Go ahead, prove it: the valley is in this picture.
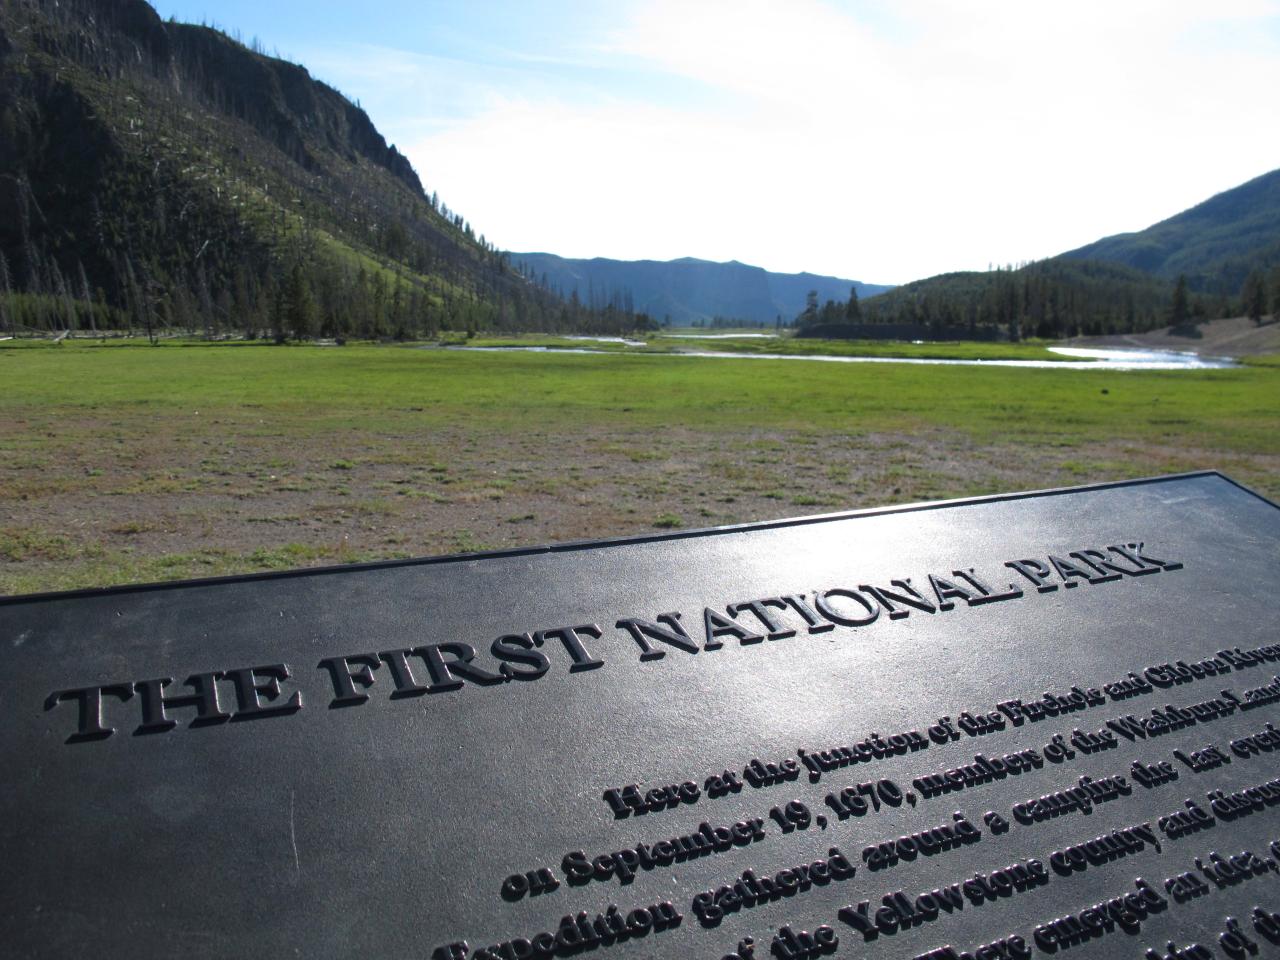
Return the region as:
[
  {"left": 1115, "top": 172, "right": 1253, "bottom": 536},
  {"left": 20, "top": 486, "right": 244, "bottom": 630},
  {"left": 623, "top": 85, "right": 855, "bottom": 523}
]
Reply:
[{"left": 1, "top": 0, "right": 1277, "bottom": 598}]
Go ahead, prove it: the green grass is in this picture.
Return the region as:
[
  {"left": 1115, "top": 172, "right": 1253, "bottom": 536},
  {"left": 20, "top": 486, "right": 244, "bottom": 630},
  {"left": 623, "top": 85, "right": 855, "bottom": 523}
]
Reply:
[
  {"left": 0, "top": 542, "right": 377, "bottom": 596},
  {"left": 1, "top": 339, "right": 1276, "bottom": 593},
  {"left": 0, "top": 527, "right": 82, "bottom": 562},
  {"left": 453, "top": 334, "right": 660, "bottom": 352},
  {"left": 1242, "top": 354, "right": 1280, "bottom": 369},
  {"left": 1, "top": 339, "right": 1274, "bottom": 452}
]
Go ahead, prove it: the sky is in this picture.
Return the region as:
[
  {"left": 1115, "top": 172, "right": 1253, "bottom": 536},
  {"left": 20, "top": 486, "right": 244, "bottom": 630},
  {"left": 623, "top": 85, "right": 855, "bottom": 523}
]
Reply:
[{"left": 151, "top": 1, "right": 1280, "bottom": 285}]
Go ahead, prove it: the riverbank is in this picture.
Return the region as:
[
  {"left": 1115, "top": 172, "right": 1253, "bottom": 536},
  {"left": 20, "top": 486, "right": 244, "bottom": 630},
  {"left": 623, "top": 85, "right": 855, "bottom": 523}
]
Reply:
[{"left": 1064, "top": 315, "right": 1280, "bottom": 358}]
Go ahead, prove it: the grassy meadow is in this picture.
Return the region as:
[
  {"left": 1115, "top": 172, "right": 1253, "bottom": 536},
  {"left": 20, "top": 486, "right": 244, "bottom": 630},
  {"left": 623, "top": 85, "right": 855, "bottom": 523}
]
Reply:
[{"left": 1, "top": 338, "right": 1276, "bottom": 594}]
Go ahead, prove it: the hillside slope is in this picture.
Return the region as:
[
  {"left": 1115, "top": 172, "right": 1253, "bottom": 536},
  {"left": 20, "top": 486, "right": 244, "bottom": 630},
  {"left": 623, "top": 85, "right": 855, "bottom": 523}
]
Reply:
[
  {"left": 851, "top": 169, "right": 1280, "bottom": 339},
  {"left": 1060, "top": 167, "right": 1280, "bottom": 294},
  {"left": 0, "top": 0, "right": 630, "bottom": 336},
  {"left": 512, "top": 252, "right": 892, "bottom": 326}
]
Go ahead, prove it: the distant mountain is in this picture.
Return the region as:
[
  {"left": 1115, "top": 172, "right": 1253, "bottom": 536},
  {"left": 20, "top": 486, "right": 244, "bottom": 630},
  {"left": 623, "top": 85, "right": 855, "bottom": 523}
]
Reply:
[
  {"left": 1060, "top": 167, "right": 1280, "bottom": 294},
  {"left": 0, "top": 0, "right": 635, "bottom": 337},
  {"left": 510, "top": 253, "right": 893, "bottom": 326}
]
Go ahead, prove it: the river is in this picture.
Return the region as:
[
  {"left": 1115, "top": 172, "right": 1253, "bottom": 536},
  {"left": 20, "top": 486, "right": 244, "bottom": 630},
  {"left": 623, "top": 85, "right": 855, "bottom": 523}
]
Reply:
[{"left": 444, "top": 343, "right": 1236, "bottom": 370}]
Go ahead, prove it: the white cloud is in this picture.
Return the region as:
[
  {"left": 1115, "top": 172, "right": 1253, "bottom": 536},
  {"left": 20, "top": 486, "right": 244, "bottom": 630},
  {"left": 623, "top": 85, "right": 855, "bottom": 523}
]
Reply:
[{"left": 397, "top": 0, "right": 1280, "bottom": 282}]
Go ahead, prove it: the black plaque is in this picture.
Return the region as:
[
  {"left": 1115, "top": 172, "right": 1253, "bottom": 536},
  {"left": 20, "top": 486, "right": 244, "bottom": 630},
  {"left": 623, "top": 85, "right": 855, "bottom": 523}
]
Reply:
[{"left": 4, "top": 472, "right": 1280, "bottom": 960}]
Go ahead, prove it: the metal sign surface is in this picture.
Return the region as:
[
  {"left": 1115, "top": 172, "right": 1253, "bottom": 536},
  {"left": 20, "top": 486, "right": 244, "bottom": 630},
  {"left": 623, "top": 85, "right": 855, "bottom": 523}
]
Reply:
[{"left": 3, "top": 472, "right": 1280, "bottom": 960}]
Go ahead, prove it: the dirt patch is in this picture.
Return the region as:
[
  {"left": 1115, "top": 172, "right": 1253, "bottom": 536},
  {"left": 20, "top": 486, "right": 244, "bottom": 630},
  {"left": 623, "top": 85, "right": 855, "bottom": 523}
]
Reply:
[{"left": 4, "top": 408, "right": 1274, "bottom": 594}]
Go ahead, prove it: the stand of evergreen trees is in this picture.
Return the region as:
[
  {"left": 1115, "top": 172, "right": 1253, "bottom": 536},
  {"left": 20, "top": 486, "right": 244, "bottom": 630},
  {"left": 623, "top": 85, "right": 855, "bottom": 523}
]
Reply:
[
  {"left": 794, "top": 259, "right": 1259, "bottom": 341},
  {"left": 0, "top": 239, "right": 654, "bottom": 342}
]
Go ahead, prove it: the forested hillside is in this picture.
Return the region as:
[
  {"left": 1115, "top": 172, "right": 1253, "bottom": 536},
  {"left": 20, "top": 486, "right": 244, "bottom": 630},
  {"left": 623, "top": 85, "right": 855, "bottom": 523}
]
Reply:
[
  {"left": 1061, "top": 168, "right": 1280, "bottom": 295},
  {"left": 852, "top": 259, "right": 1209, "bottom": 340},
  {"left": 0, "top": 0, "right": 645, "bottom": 338},
  {"left": 512, "top": 252, "right": 891, "bottom": 326},
  {"left": 835, "top": 169, "right": 1280, "bottom": 340}
]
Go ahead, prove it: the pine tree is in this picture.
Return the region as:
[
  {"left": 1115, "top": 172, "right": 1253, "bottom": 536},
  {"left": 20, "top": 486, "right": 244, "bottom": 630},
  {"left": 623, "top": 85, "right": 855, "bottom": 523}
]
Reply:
[
  {"left": 845, "top": 286, "right": 861, "bottom": 323},
  {"left": 269, "top": 272, "right": 288, "bottom": 343},
  {"left": 1169, "top": 274, "right": 1190, "bottom": 328},
  {"left": 51, "top": 261, "right": 76, "bottom": 332},
  {"left": 285, "top": 262, "right": 317, "bottom": 341},
  {"left": 233, "top": 265, "right": 256, "bottom": 339},
  {"left": 77, "top": 261, "right": 97, "bottom": 336},
  {"left": 1269, "top": 264, "right": 1280, "bottom": 322},
  {"left": 0, "top": 250, "right": 12, "bottom": 338},
  {"left": 1242, "top": 269, "right": 1267, "bottom": 326},
  {"left": 799, "top": 290, "right": 818, "bottom": 327}
]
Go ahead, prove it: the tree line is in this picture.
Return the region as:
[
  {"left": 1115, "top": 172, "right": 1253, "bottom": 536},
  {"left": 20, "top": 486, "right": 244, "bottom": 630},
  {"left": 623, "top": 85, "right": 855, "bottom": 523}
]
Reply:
[
  {"left": 0, "top": 239, "right": 655, "bottom": 342},
  {"left": 1240, "top": 266, "right": 1280, "bottom": 326},
  {"left": 794, "top": 259, "right": 1278, "bottom": 341}
]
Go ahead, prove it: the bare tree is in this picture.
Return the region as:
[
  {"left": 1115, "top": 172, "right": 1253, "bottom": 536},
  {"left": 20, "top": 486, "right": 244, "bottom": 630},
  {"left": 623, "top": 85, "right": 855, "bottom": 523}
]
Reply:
[
  {"left": 0, "top": 250, "right": 13, "bottom": 338},
  {"left": 51, "top": 260, "right": 77, "bottom": 333},
  {"left": 77, "top": 261, "right": 98, "bottom": 336}
]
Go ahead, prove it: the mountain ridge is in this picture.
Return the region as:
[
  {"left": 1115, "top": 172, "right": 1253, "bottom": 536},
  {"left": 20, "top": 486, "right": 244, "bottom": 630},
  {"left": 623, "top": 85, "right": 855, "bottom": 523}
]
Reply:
[
  {"left": 511, "top": 252, "right": 893, "bottom": 326},
  {"left": 0, "top": 0, "right": 638, "bottom": 336},
  {"left": 1059, "top": 167, "right": 1280, "bottom": 294}
]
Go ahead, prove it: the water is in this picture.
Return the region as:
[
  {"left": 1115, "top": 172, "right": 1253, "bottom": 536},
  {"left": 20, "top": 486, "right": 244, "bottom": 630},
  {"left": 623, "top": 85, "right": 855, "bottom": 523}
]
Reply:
[
  {"left": 665, "top": 332, "right": 776, "bottom": 339},
  {"left": 563, "top": 335, "right": 648, "bottom": 347},
  {"left": 443, "top": 343, "right": 1236, "bottom": 370},
  {"left": 1044, "top": 346, "right": 1233, "bottom": 369}
]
